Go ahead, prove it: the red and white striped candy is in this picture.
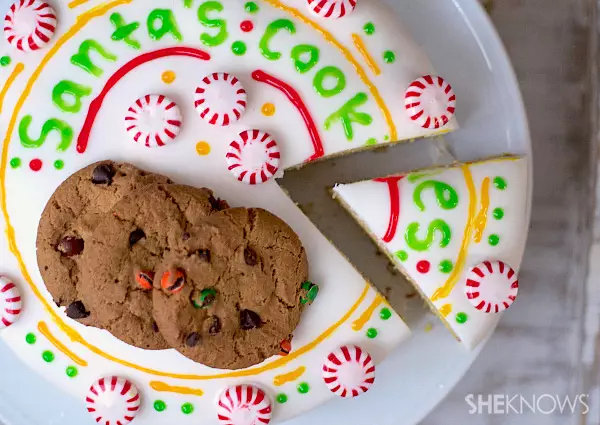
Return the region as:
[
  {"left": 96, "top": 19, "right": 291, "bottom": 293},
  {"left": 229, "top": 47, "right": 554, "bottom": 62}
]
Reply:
[
  {"left": 226, "top": 130, "right": 280, "bottom": 185},
  {"left": 85, "top": 376, "right": 141, "bottom": 425},
  {"left": 125, "top": 94, "right": 182, "bottom": 148},
  {"left": 322, "top": 345, "right": 375, "bottom": 398},
  {"left": 195, "top": 72, "right": 247, "bottom": 126},
  {"left": 216, "top": 384, "right": 272, "bottom": 425},
  {"left": 307, "top": 0, "right": 357, "bottom": 19},
  {"left": 0, "top": 276, "right": 22, "bottom": 329},
  {"left": 405, "top": 75, "right": 456, "bottom": 129},
  {"left": 4, "top": 0, "right": 57, "bottom": 52},
  {"left": 465, "top": 260, "right": 519, "bottom": 314}
]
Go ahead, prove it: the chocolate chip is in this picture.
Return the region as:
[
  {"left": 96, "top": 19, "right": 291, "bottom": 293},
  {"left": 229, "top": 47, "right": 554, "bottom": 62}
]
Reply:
[
  {"left": 152, "top": 321, "right": 159, "bottom": 333},
  {"left": 57, "top": 237, "right": 84, "bottom": 257},
  {"left": 196, "top": 249, "right": 210, "bottom": 262},
  {"left": 182, "top": 232, "right": 191, "bottom": 241},
  {"left": 185, "top": 332, "right": 201, "bottom": 347},
  {"left": 240, "top": 309, "right": 261, "bottom": 330},
  {"left": 129, "top": 229, "right": 145, "bottom": 246},
  {"left": 209, "top": 317, "right": 221, "bottom": 335},
  {"left": 65, "top": 301, "right": 90, "bottom": 319},
  {"left": 244, "top": 247, "right": 258, "bottom": 266},
  {"left": 91, "top": 163, "right": 116, "bottom": 185},
  {"left": 209, "top": 194, "right": 229, "bottom": 211}
]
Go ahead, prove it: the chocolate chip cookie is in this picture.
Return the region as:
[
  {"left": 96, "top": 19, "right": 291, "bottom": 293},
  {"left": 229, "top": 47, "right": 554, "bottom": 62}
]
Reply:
[
  {"left": 36, "top": 161, "right": 171, "bottom": 309},
  {"left": 152, "top": 208, "right": 309, "bottom": 369},
  {"left": 78, "top": 183, "right": 228, "bottom": 350}
]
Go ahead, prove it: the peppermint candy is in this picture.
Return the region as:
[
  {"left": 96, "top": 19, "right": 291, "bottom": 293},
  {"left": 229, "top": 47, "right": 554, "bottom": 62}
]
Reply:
[
  {"left": 0, "top": 276, "right": 22, "bottom": 329},
  {"left": 195, "top": 72, "right": 247, "bottom": 126},
  {"left": 86, "top": 376, "right": 141, "bottom": 425},
  {"left": 226, "top": 130, "right": 280, "bottom": 185},
  {"left": 306, "top": 0, "right": 357, "bottom": 19},
  {"left": 465, "top": 260, "right": 519, "bottom": 313},
  {"left": 4, "top": 0, "right": 57, "bottom": 52},
  {"left": 405, "top": 75, "right": 456, "bottom": 129},
  {"left": 125, "top": 94, "right": 182, "bottom": 148},
  {"left": 216, "top": 384, "right": 272, "bottom": 425},
  {"left": 322, "top": 345, "right": 375, "bottom": 398}
]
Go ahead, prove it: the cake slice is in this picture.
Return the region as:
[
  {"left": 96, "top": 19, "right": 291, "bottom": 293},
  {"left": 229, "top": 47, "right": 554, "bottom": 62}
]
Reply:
[{"left": 333, "top": 156, "right": 529, "bottom": 349}]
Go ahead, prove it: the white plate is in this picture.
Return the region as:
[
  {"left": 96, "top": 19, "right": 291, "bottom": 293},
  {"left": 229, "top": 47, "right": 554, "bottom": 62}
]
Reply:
[{"left": 0, "top": 0, "right": 531, "bottom": 424}]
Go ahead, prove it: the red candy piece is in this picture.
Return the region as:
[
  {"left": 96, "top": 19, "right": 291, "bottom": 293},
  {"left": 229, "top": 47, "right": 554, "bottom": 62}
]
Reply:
[{"left": 161, "top": 269, "right": 185, "bottom": 294}]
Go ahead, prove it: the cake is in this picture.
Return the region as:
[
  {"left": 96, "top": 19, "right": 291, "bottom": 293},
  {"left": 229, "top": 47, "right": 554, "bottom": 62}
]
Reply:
[
  {"left": 333, "top": 156, "right": 529, "bottom": 349},
  {"left": 0, "top": 0, "right": 464, "bottom": 424}
]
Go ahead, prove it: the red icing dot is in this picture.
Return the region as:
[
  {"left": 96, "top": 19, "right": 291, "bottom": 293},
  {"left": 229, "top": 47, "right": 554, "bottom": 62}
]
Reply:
[
  {"left": 29, "top": 159, "right": 42, "bottom": 172},
  {"left": 416, "top": 260, "right": 431, "bottom": 274},
  {"left": 240, "top": 20, "right": 254, "bottom": 32}
]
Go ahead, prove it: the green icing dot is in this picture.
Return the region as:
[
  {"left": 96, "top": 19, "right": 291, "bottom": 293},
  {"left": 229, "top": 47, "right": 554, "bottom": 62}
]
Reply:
[
  {"left": 456, "top": 312, "right": 468, "bottom": 324},
  {"left": 54, "top": 159, "right": 64, "bottom": 170},
  {"left": 383, "top": 51, "right": 396, "bottom": 64},
  {"left": 0, "top": 56, "right": 11, "bottom": 66},
  {"left": 25, "top": 333, "right": 36, "bottom": 344},
  {"left": 297, "top": 382, "right": 310, "bottom": 394},
  {"left": 494, "top": 177, "right": 507, "bottom": 190},
  {"left": 181, "top": 402, "right": 194, "bottom": 415},
  {"left": 366, "top": 328, "right": 378, "bottom": 339},
  {"left": 395, "top": 250, "right": 408, "bottom": 261},
  {"left": 380, "top": 308, "right": 392, "bottom": 321},
  {"left": 245, "top": 2, "right": 259, "bottom": 13},
  {"left": 154, "top": 400, "right": 167, "bottom": 412},
  {"left": 231, "top": 41, "right": 247, "bottom": 56},
  {"left": 276, "top": 393, "right": 288, "bottom": 404},
  {"left": 66, "top": 366, "right": 78, "bottom": 378},
  {"left": 363, "top": 22, "right": 375, "bottom": 35},
  {"left": 10, "top": 157, "right": 21, "bottom": 169},
  {"left": 365, "top": 137, "right": 377, "bottom": 146},
  {"left": 489, "top": 234, "right": 500, "bottom": 246},
  {"left": 384, "top": 135, "right": 390, "bottom": 141},
  {"left": 439, "top": 260, "right": 454, "bottom": 273},
  {"left": 42, "top": 350, "right": 55, "bottom": 363},
  {"left": 493, "top": 208, "right": 505, "bottom": 220}
]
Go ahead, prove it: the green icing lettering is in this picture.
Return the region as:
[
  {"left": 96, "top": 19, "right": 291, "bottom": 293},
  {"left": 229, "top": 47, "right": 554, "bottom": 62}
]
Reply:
[
  {"left": 291, "top": 44, "right": 319, "bottom": 74},
  {"left": 260, "top": 19, "right": 296, "bottom": 60},
  {"left": 110, "top": 13, "right": 141, "bottom": 49},
  {"left": 183, "top": 0, "right": 194, "bottom": 7},
  {"left": 19, "top": 116, "right": 73, "bottom": 152},
  {"left": 147, "top": 9, "right": 182, "bottom": 41},
  {"left": 52, "top": 81, "right": 92, "bottom": 113},
  {"left": 197, "top": 1, "right": 228, "bottom": 47},
  {"left": 413, "top": 180, "right": 459, "bottom": 211},
  {"left": 405, "top": 219, "right": 452, "bottom": 252},
  {"left": 70, "top": 40, "right": 116, "bottom": 77},
  {"left": 324, "top": 92, "right": 372, "bottom": 140},
  {"left": 313, "top": 66, "right": 346, "bottom": 98}
]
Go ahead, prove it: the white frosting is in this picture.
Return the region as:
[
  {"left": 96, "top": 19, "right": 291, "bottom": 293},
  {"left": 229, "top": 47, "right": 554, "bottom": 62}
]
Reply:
[
  {"left": 333, "top": 157, "right": 529, "bottom": 349},
  {"left": 0, "top": 0, "right": 455, "bottom": 422}
]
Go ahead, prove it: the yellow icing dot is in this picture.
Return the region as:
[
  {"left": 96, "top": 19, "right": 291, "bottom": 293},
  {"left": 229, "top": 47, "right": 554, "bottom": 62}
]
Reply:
[
  {"left": 424, "top": 323, "right": 433, "bottom": 333},
  {"left": 162, "top": 71, "right": 176, "bottom": 84},
  {"left": 439, "top": 303, "right": 452, "bottom": 317},
  {"left": 196, "top": 141, "right": 211, "bottom": 156},
  {"left": 261, "top": 102, "right": 276, "bottom": 116}
]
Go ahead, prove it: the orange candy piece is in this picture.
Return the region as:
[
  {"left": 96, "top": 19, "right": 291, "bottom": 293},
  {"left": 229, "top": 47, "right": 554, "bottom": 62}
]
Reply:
[
  {"left": 135, "top": 271, "right": 154, "bottom": 290},
  {"left": 161, "top": 269, "right": 185, "bottom": 293},
  {"left": 279, "top": 338, "right": 292, "bottom": 356}
]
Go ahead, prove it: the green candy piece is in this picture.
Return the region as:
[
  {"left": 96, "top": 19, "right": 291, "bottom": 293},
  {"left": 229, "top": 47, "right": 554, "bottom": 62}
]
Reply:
[
  {"left": 488, "top": 234, "right": 500, "bottom": 246},
  {"left": 194, "top": 288, "right": 217, "bottom": 309},
  {"left": 380, "top": 308, "right": 392, "bottom": 320},
  {"left": 395, "top": 250, "right": 408, "bottom": 261},
  {"left": 245, "top": 2, "right": 259, "bottom": 13},
  {"left": 276, "top": 393, "right": 288, "bottom": 404},
  {"left": 364, "top": 22, "right": 375, "bottom": 35},
  {"left": 25, "top": 333, "right": 36, "bottom": 344},
  {"left": 181, "top": 402, "right": 194, "bottom": 415},
  {"left": 366, "top": 328, "right": 378, "bottom": 339},
  {"left": 383, "top": 50, "right": 396, "bottom": 64},
  {"left": 42, "top": 350, "right": 55, "bottom": 363},
  {"left": 494, "top": 177, "right": 507, "bottom": 190},
  {"left": 439, "top": 260, "right": 454, "bottom": 273},
  {"left": 154, "top": 400, "right": 167, "bottom": 412},
  {"left": 54, "top": 160, "right": 65, "bottom": 170},
  {"left": 66, "top": 366, "right": 78, "bottom": 378},
  {"left": 0, "top": 56, "right": 12, "bottom": 66},
  {"left": 10, "top": 157, "right": 21, "bottom": 169},
  {"left": 493, "top": 208, "right": 505, "bottom": 220},
  {"left": 297, "top": 382, "right": 310, "bottom": 394},
  {"left": 300, "top": 281, "right": 319, "bottom": 305},
  {"left": 231, "top": 41, "right": 247, "bottom": 55},
  {"left": 456, "top": 312, "right": 468, "bottom": 324}
]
